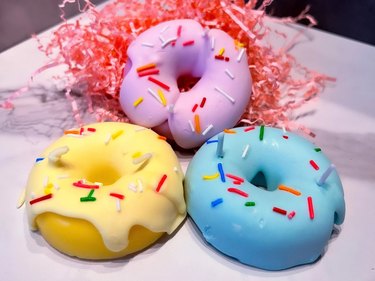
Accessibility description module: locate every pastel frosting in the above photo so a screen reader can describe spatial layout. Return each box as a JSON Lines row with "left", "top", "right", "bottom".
{"left": 120, "top": 19, "right": 252, "bottom": 148}
{"left": 185, "top": 126, "right": 345, "bottom": 270}
{"left": 24, "top": 122, "right": 186, "bottom": 259}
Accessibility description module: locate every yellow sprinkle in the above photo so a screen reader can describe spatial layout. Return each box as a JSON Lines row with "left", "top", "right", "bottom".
{"left": 132, "top": 151, "right": 142, "bottom": 158}
{"left": 157, "top": 89, "right": 167, "bottom": 106}
{"left": 111, "top": 130, "right": 124, "bottom": 140}
{"left": 218, "top": 47, "right": 225, "bottom": 56}
{"left": 278, "top": 184, "right": 301, "bottom": 196}
{"left": 133, "top": 97, "right": 144, "bottom": 107}
{"left": 136, "top": 63, "right": 156, "bottom": 72}
{"left": 44, "top": 183, "right": 53, "bottom": 195}
{"left": 202, "top": 173, "right": 220, "bottom": 180}
{"left": 234, "top": 40, "right": 245, "bottom": 49}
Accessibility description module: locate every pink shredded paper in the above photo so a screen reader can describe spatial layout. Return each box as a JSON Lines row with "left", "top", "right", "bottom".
{"left": 3, "top": 0, "right": 334, "bottom": 135}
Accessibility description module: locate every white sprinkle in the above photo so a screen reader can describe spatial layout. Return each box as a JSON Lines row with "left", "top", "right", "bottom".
{"left": 43, "top": 176, "right": 49, "bottom": 188}
{"left": 201, "top": 28, "right": 210, "bottom": 38}
{"left": 161, "top": 37, "right": 178, "bottom": 48}
{"left": 81, "top": 179, "right": 87, "bottom": 184}
{"left": 116, "top": 198, "right": 121, "bottom": 212}
{"left": 202, "top": 124, "right": 214, "bottom": 136}
{"left": 56, "top": 174, "right": 69, "bottom": 179}
{"left": 158, "top": 35, "right": 165, "bottom": 43}
{"left": 214, "top": 86, "right": 235, "bottom": 104}
{"left": 48, "top": 146, "right": 69, "bottom": 163}
{"left": 317, "top": 164, "right": 336, "bottom": 186}
{"left": 242, "top": 144, "right": 250, "bottom": 158}
{"left": 225, "top": 68, "right": 235, "bottom": 80}
{"left": 160, "top": 25, "right": 170, "bottom": 34}
{"left": 135, "top": 127, "right": 147, "bottom": 132}
{"left": 167, "top": 104, "right": 175, "bottom": 114}
{"left": 211, "top": 37, "right": 215, "bottom": 50}
{"left": 128, "top": 183, "right": 137, "bottom": 192}
{"left": 94, "top": 182, "right": 103, "bottom": 187}
{"left": 173, "top": 166, "right": 179, "bottom": 173}
{"left": 132, "top": 153, "right": 153, "bottom": 165}
{"left": 141, "top": 42, "right": 154, "bottom": 48}
{"left": 137, "top": 179, "right": 144, "bottom": 193}
{"left": 53, "top": 182, "right": 60, "bottom": 190}
{"left": 188, "top": 120, "right": 195, "bottom": 132}
{"left": 147, "top": 88, "right": 163, "bottom": 104}
{"left": 282, "top": 126, "right": 287, "bottom": 134}
{"left": 104, "top": 134, "right": 111, "bottom": 145}
{"left": 237, "top": 48, "right": 245, "bottom": 62}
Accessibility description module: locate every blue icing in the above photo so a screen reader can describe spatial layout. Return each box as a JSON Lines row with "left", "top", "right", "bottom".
{"left": 185, "top": 126, "right": 345, "bottom": 270}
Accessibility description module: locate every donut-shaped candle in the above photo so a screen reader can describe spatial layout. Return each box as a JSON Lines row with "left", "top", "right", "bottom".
{"left": 120, "top": 19, "right": 252, "bottom": 148}
{"left": 23, "top": 122, "right": 186, "bottom": 259}
{"left": 185, "top": 126, "right": 345, "bottom": 270}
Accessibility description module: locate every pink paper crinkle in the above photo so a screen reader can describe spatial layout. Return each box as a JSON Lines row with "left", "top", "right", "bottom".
{"left": 6, "top": 0, "right": 335, "bottom": 135}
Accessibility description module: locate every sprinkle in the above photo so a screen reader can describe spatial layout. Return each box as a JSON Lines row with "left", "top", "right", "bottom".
{"left": 148, "top": 77, "right": 170, "bottom": 91}
{"left": 218, "top": 48, "right": 225, "bottom": 56}
{"left": 217, "top": 163, "right": 225, "bottom": 182}
{"left": 202, "top": 173, "right": 219, "bottom": 180}
{"left": 307, "top": 196, "right": 315, "bottom": 219}
{"left": 35, "top": 157, "right": 44, "bottom": 163}
{"left": 244, "top": 126, "right": 255, "bottom": 132}
{"left": 194, "top": 114, "right": 201, "bottom": 133}
{"left": 182, "top": 40, "right": 195, "bottom": 46}
{"left": 80, "top": 196, "right": 96, "bottom": 202}
{"left": 158, "top": 135, "right": 167, "bottom": 141}
{"left": 53, "top": 183, "right": 60, "bottom": 190}
{"left": 192, "top": 104, "right": 198, "bottom": 112}
{"left": 128, "top": 183, "right": 137, "bottom": 192}
{"left": 211, "top": 198, "right": 223, "bottom": 207}
{"left": 202, "top": 124, "right": 214, "bottom": 136}
{"left": 242, "top": 144, "right": 250, "bottom": 158}
{"left": 158, "top": 34, "right": 165, "bottom": 43}
{"left": 236, "top": 48, "right": 245, "bottom": 62}
{"left": 224, "top": 57, "right": 230, "bottom": 62}
{"left": 133, "top": 97, "right": 144, "bottom": 107}
{"left": 48, "top": 146, "right": 69, "bottom": 163}
{"left": 104, "top": 134, "right": 111, "bottom": 145}
{"left": 278, "top": 184, "right": 301, "bottom": 196}
{"left": 157, "top": 89, "right": 167, "bottom": 106}
{"left": 138, "top": 69, "right": 160, "bottom": 77}
{"left": 73, "top": 180, "right": 100, "bottom": 189}
{"left": 224, "top": 69, "right": 235, "bottom": 79}
{"left": 201, "top": 27, "right": 209, "bottom": 37}
{"left": 283, "top": 135, "right": 289, "bottom": 139}
{"left": 215, "top": 55, "right": 224, "bottom": 60}
{"left": 245, "top": 201, "right": 256, "bottom": 207}
{"left": 206, "top": 139, "right": 218, "bottom": 144}
{"left": 314, "top": 148, "right": 322, "bottom": 152}
{"left": 233, "top": 180, "right": 242, "bottom": 185}
{"left": 211, "top": 37, "right": 215, "bottom": 50}
{"left": 160, "top": 25, "right": 170, "bottom": 34}
{"left": 132, "top": 153, "right": 152, "bottom": 165}
{"left": 227, "top": 188, "right": 248, "bottom": 197}
{"left": 116, "top": 198, "right": 121, "bottom": 212}
{"left": 111, "top": 130, "right": 123, "bottom": 140}
{"left": 317, "top": 164, "right": 336, "bottom": 186}
{"left": 141, "top": 42, "right": 154, "bottom": 48}
{"left": 64, "top": 129, "right": 80, "bottom": 135}
{"left": 161, "top": 37, "right": 178, "bottom": 48}
{"left": 200, "top": 97, "right": 207, "bottom": 108}
{"left": 188, "top": 120, "right": 195, "bottom": 132}
{"left": 214, "top": 86, "right": 235, "bottom": 103}
{"left": 309, "top": 160, "right": 320, "bottom": 170}
{"left": 147, "top": 88, "right": 162, "bottom": 104}
{"left": 273, "top": 207, "right": 287, "bottom": 215}
{"left": 43, "top": 176, "right": 49, "bottom": 188}
{"left": 173, "top": 166, "right": 179, "bottom": 173}
{"left": 177, "top": 25, "right": 182, "bottom": 37}
{"left": 156, "top": 174, "right": 167, "bottom": 192}
{"left": 87, "top": 127, "right": 96, "bottom": 132}
{"left": 135, "top": 127, "right": 147, "bottom": 132}
{"left": 216, "top": 133, "right": 225, "bottom": 158}
{"left": 30, "top": 193, "right": 53, "bottom": 205}
{"left": 224, "top": 129, "right": 236, "bottom": 134}
{"left": 137, "top": 179, "right": 144, "bottom": 192}
{"left": 167, "top": 104, "right": 175, "bottom": 114}
{"left": 288, "top": 211, "right": 296, "bottom": 219}
{"left": 226, "top": 174, "right": 245, "bottom": 183}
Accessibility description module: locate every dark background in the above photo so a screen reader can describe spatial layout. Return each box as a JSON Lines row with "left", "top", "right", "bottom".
{"left": 0, "top": 0, "right": 374, "bottom": 52}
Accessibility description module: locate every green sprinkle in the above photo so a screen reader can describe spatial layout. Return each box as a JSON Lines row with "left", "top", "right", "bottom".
{"left": 245, "top": 201, "right": 256, "bottom": 207}
{"left": 259, "top": 125, "right": 265, "bottom": 141}
{"left": 80, "top": 197, "right": 96, "bottom": 202}
{"left": 88, "top": 189, "right": 95, "bottom": 197}
{"left": 314, "top": 148, "right": 322, "bottom": 152}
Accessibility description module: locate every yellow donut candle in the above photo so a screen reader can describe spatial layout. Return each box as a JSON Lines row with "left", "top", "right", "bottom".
{"left": 23, "top": 122, "right": 186, "bottom": 259}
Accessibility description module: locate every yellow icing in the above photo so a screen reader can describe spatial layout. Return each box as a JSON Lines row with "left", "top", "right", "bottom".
{"left": 25, "top": 122, "right": 186, "bottom": 259}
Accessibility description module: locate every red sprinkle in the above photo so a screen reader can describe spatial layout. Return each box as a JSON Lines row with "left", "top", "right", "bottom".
{"left": 307, "top": 196, "right": 315, "bottom": 219}
{"left": 79, "top": 127, "right": 84, "bottom": 135}
{"left": 288, "top": 211, "right": 296, "bottom": 219}
{"left": 283, "top": 135, "right": 289, "bottom": 139}
{"left": 224, "top": 57, "right": 230, "bottom": 61}
{"left": 244, "top": 126, "right": 255, "bottom": 132}
{"left": 177, "top": 25, "right": 182, "bottom": 37}
{"left": 87, "top": 127, "right": 96, "bottom": 132}
{"left": 192, "top": 104, "right": 198, "bottom": 112}
{"left": 30, "top": 193, "right": 53, "bottom": 205}
{"left": 110, "top": 193, "right": 125, "bottom": 200}
{"left": 73, "top": 180, "right": 100, "bottom": 189}
{"left": 215, "top": 55, "right": 224, "bottom": 60}
{"left": 273, "top": 207, "right": 287, "bottom": 215}
{"left": 138, "top": 69, "right": 160, "bottom": 77}
{"left": 233, "top": 180, "right": 242, "bottom": 185}
{"left": 182, "top": 40, "right": 195, "bottom": 46}
{"left": 309, "top": 160, "right": 320, "bottom": 170}
{"left": 226, "top": 173, "right": 245, "bottom": 183}
{"left": 148, "top": 76, "right": 170, "bottom": 91}
{"left": 227, "top": 188, "right": 248, "bottom": 197}
{"left": 156, "top": 174, "right": 167, "bottom": 192}
{"left": 200, "top": 97, "right": 207, "bottom": 108}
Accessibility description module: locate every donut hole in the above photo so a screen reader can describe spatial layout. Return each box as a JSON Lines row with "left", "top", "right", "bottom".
{"left": 177, "top": 74, "right": 201, "bottom": 93}
{"left": 85, "top": 163, "right": 122, "bottom": 186}
{"left": 250, "top": 171, "right": 277, "bottom": 192}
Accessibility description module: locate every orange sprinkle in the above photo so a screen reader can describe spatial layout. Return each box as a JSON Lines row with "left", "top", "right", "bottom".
{"left": 136, "top": 63, "right": 156, "bottom": 73}
{"left": 64, "top": 130, "right": 80, "bottom": 135}
{"left": 194, "top": 114, "right": 201, "bottom": 133}
{"left": 278, "top": 184, "right": 301, "bottom": 196}
{"left": 223, "top": 129, "right": 236, "bottom": 134}
{"left": 158, "top": 135, "right": 167, "bottom": 141}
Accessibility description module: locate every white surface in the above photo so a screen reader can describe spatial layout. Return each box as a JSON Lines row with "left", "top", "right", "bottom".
{"left": 1, "top": 13, "right": 375, "bottom": 281}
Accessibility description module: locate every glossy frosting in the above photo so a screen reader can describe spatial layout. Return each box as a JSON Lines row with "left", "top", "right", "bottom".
{"left": 24, "top": 122, "right": 186, "bottom": 258}
{"left": 185, "top": 126, "right": 345, "bottom": 270}
{"left": 120, "top": 19, "right": 252, "bottom": 148}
